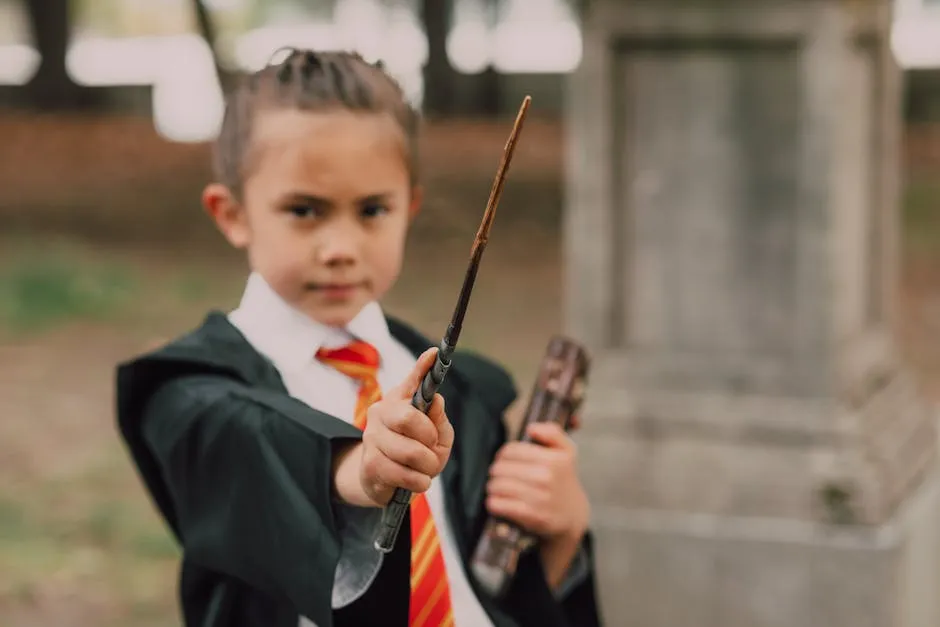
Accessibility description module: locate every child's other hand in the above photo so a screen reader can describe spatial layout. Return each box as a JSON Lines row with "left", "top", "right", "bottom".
{"left": 485, "top": 422, "right": 590, "bottom": 542}
{"left": 359, "top": 348, "right": 454, "bottom": 506}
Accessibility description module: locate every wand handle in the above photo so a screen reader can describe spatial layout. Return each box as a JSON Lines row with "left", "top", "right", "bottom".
{"left": 470, "top": 337, "right": 590, "bottom": 597}
{"left": 373, "top": 343, "right": 452, "bottom": 553}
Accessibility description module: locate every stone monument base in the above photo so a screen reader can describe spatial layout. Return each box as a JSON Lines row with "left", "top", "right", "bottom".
{"left": 591, "top": 452, "right": 940, "bottom": 627}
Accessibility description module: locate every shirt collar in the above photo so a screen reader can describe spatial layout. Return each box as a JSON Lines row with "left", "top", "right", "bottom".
{"left": 229, "top": 272, "right": 396, "bottom": 374}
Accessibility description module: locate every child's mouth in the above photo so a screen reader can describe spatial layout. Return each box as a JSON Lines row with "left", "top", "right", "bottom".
{"left": 308, "top": 282, "right": 364, "bottom": 300}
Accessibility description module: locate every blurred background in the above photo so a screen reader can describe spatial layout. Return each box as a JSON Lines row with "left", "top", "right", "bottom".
{"left": 0, "top": 0, "right": 938, "bottom": 626}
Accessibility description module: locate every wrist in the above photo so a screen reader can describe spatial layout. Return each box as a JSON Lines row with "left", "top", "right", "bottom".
{"left": 332, "top": 441, "right": 376, "bottom": 508}
{"left": 539, "top": 525, "right": 585, "bottom": 590}
{"left": 549, "top": 523, "right": 586, "bottom": 550}
{"left": 555, "top": 496, "right": 590, "bottom": 546}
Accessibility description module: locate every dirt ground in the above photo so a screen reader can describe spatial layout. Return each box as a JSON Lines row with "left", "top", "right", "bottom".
{"left": 0, "top": 112, "right": 938, "bottom": 627}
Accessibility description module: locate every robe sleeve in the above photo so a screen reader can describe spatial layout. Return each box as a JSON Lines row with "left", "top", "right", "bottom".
{"left": 555, "top": 532, "right": 602, "bottom": 625}
{"left": 139, "top": 374, "right": 367, "bottom": 625}
{"left": 501, "top": 532, "right": 603, "bottom": 627}
{"left": 552, "top": 542, "right": 591, "bottom": 600}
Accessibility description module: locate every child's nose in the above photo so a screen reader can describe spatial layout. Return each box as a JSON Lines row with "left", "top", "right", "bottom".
{"left": 315, "top": 233, "right": 360, "bottom": 267}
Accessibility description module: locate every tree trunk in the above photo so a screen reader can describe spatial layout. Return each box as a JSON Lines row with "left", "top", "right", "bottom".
{"left": 476, "top": 0, "right": 501, "bottom": 115}
{"left": 420, "top": 0, "right": 457, "bottom": 116}
{"left": 190, "top": 0, "right": 235, "bottom": 92}
{"left": 23, "top": 0, "right": 87, "bottom": 109}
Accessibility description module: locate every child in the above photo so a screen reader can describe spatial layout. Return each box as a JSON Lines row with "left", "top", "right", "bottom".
{"left": 115, "top": 48, "right": 602, "bottom": 627}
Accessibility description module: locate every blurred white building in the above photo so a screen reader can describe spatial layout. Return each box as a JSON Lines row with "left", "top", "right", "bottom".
{"left": 893, "top": 0, "right": 940, "bottom": 69}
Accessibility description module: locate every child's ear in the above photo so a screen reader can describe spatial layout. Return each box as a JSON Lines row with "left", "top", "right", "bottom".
{"left": 202, "top": 183, "right": 250, "bottom": 249}
{"left": 408, "top": 185, "right": 424, "bottom": 221}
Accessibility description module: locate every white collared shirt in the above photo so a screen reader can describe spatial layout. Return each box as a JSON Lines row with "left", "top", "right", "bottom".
{"left": 228, "top": 273, "right": 495, "bottom": 627}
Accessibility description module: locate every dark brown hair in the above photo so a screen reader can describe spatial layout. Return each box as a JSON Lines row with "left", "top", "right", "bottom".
{"left": 212, "top": 48, "right": 420, "bottom": 196}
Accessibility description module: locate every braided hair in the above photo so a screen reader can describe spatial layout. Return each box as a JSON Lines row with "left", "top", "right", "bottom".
{"left": 213, "top": 49, "right": 420, "bottom": 197}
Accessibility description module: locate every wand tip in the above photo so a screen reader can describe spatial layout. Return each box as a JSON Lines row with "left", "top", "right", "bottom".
{"left": 513, "top": 96, "right": 532, "bottom": 127}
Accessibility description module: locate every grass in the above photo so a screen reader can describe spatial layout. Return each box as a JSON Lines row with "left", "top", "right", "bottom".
{"left": 0, "top": 254, "right": 137, "bottom": 333}
{"left": 0, "top": 236, "right": 247, "bottom": 342}
{"left": 0, "top": 242, "right": 235, "bottom": 625}
{"left": 903, "top": 178, "right": 940, "bottom": 255}
{"left": 0, "top": 461, "right": 180, "bottom": 626}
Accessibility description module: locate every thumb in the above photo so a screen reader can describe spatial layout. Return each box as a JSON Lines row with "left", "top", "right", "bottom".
{"left": 390, "top": 347, "right": 438, "bottom": 400}
{"left": 526, "top": 422, "right": 572, "bottom": 451}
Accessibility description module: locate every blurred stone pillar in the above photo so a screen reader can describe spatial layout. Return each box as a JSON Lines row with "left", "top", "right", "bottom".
{"left": 564, "top": 1, "right": 940, "bottom": 625}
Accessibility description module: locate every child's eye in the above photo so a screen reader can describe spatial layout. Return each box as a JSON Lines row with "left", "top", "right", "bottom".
{"left": 288, "top": 205, "right": 320, "bottom": 219}
{"left": 361, "top": 203, "right": 389, "bottom": 219}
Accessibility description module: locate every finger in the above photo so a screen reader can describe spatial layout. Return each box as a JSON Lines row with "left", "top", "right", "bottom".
{"left": 495, "top": 441, "right": 558, "bottom": 464}
{"left": 487, "top": 476, "right": 550, "bottom": 504}
{"left": 427, "top": 394, "right": 454, "bottom": 450}
{"left": 426, "top": 393, "right": 446, "bottom": 427}
{"left": 485, "top": 496, "right": 547, "bottom": 533}
{"left": 525, "top": 422, "right": 574, "bottom": 451}
{"left": 389, "top": 347, "right": 438, "bottom": 401}
{"left": 375, "top": 430, "right": 440, "bottom": 476}
{"left": 435, "top": 417, "right": 455, "bottom": 453}
{"left": 365, "top": 454, "right": 432, "bottom": 494}
{"left": 488, "top": 459, "right": 553, "bottom": 488}
{"left": 375, "top": 403, "right": 439, "bottom": 449}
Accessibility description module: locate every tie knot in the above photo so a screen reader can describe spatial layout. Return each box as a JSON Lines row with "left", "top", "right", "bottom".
{"left": 316, "top": 340, "right": 380, "bottom": 383}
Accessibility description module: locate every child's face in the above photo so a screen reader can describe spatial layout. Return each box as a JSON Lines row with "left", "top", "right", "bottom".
{"left": 204, "top": 109, "right": 420, "bottom": 327}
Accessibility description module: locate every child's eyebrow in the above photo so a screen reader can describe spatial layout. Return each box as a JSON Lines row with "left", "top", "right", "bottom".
{"left": 278, "top": 192, "right": 332, "bottom": 209}
{"left": 276, "top": 192, "right": 393, "bottom": 208}
{"left": 356, "top": 193, "right": 393, "bottom": 205}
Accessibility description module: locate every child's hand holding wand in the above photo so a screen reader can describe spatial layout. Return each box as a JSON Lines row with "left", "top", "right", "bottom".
{"left": 333, "top": 348, "right": 454, "bottom": 507}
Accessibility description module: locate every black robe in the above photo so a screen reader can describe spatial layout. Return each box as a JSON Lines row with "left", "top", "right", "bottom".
{"left": 115, "top": 311, "right": 603, "bottom": 627}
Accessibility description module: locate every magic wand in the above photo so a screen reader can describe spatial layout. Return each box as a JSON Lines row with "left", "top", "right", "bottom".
{"left": 373, "top": 95, "right": 533, "bottom": 553}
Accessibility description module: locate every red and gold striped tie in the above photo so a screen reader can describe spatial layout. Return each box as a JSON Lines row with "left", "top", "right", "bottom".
{"left": 316, "top": 341, "right": 455, "bottom": 627}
